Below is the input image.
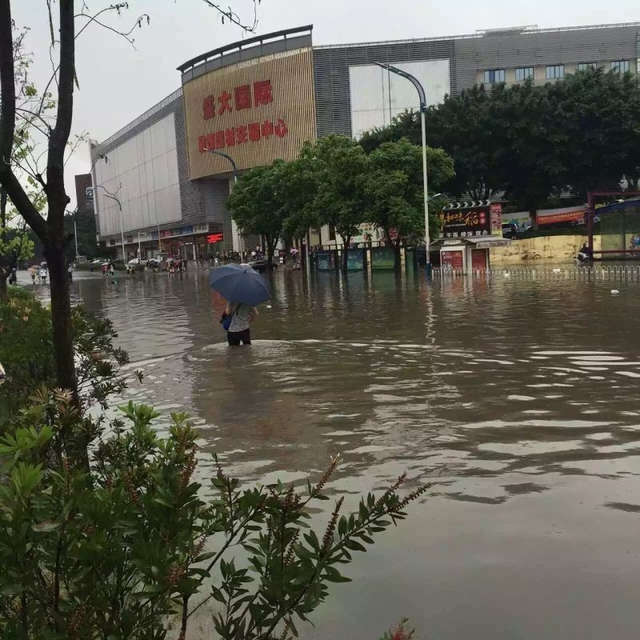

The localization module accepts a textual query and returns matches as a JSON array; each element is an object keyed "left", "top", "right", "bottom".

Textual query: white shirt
[{"left": 228, "top": 303, "right": 252, "bottom": 332}]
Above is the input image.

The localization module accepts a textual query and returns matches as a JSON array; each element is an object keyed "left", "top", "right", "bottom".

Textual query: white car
[{"left": 127, "top": 258, "right": 146, "bottom": 267}]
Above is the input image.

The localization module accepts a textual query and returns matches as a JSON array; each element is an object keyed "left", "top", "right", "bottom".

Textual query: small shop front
[
  {"left": 113, "top": 223, "right": 223, "bottom": 261},
  {"left": 436, "top": 201, "right": 510, "bottom": 272}
]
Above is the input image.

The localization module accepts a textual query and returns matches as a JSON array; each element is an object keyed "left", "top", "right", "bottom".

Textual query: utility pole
[
  {"left": 208, "top": 149, "right": 240, "bottom": 254},
  {"left": 375, "top": 62, "right": 432, "bottom": 278},
  {"left": 73, "top": 208, "right": 79, "bottom": 260},
  {"left": 90, "top": 185, "right": 125, "bottom": 263}
]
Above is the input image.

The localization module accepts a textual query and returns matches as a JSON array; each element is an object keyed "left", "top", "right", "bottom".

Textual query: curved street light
[
  {"left": 89, "top": 184, "right": 125, "bottom": 263},
  {"left": 207, "top": 148, "right": 241, "bottom": 254},
  {"left": 374, "top": 62, "right": 432, "bottom": 278}
]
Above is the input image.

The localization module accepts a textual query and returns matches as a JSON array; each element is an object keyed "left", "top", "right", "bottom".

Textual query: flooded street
[{"left": 31, "top": 267, "right": 640, "bottom": 638}]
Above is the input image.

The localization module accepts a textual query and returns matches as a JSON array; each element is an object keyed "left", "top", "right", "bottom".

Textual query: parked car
[
  {"left": 127, "top": 257, "right": 147, "bottom": 267},
  {"left": 501, "top": 222, "right": 519, "bottom": 238}
]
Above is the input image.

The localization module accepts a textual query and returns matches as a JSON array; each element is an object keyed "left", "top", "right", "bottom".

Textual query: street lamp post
[
  {"left": 375, "top": 62, "right": 432, "bottom": 278},
  {"left": 90, "top": 152, "right": 108, "bottom": 245},
  {"left": 91, "top": 185, "right": 125, "bottom": 263},
  {"left": 72, "top": 208, "right": 79, "bottom": 261},
  {"left": 207, "top": 149, "right": 241, "bottom": 255}
]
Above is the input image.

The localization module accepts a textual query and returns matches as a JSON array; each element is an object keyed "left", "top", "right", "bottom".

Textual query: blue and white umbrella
[{"left": 208, "top": 264, "right": 271, "bottom": 306}]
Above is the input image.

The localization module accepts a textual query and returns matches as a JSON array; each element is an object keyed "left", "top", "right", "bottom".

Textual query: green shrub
[
  {"left": 0, "top": 289, "right": 128, "bottom": 426},
  {"left": 0, "top": 392, "right": 426, "bottom": 640}
]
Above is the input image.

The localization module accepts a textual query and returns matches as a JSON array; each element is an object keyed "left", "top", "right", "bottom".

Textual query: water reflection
[{"left": 29, "top": 267, "right": 640, "bottom": 639}]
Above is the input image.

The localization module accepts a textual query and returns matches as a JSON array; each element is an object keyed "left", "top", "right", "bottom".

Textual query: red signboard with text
[
  {"left": 183, "top": 49, "right": 317, "bottom": 180},
  {"left": 441, "top": 250, "right": 464, "bottom": 270},
  {"left": 207, "top": 233, "right": 224, "bottom": 244}
]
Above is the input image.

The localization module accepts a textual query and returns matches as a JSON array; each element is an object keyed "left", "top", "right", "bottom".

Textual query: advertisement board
[
  {"left": 183, "top": 49, "right": 317, "bottom": 180},
  {"left": 371, "top": 247, "right": 395, "bottom": 270},
  {"left": 490, "top": 203, "right": 503, "bottom": 236},
  {"left": 440, "top": 205, "right": 490, "bottom": 238},
  {"left": 346, "top": 249, "right": 364, "bottom": 271},
  {"left": 316, "top": 251, "right": 336, "bottom": 271}
]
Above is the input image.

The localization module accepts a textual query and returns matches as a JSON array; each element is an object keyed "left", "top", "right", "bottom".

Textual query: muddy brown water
[{"left": 20, "top": 267, "right": 640, "bottom": 638}]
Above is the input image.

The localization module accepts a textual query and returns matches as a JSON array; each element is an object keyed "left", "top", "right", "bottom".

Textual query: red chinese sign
[
  {"left": 207, "top": 233, "right": 224, "bottom": 244},
  {"left": 198, "top": 79, "right": 288, "bottom": 153},
  {"left": 202, "top": 81, "right": 273, "bottom": 120},
  {"left": 183, "top": 48, "right": 316, "bottom": 180},
  {"left": 489, "top": 203, "right": 503, "bottom": 236},
  {"left": 440, "top": 202, "right": 492, "bottom": 237},
  {"left": 198, "top": 118, "right": 289, "bottom": 153}
]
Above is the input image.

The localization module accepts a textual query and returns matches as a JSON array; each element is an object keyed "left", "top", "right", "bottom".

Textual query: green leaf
[{"left": 344, "top": 539, "right": 366, "bottom": 552}]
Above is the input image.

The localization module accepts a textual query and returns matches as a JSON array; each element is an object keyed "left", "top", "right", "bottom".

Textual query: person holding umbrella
[
  {"left": 224, "top": 301, "right": 257, "bottom": 345},
  {"left": 209, "top": 264, "right": 270, "bottom": 346}
]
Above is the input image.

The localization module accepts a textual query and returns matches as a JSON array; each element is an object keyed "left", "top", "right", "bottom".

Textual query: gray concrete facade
[{"left": 91, "top": 89, "right": 230, "bottom": 252}]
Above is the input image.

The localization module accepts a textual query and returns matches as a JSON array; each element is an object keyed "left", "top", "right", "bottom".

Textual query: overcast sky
[{"left": 11, "top": 0, "right": 640, "bottom": 206}]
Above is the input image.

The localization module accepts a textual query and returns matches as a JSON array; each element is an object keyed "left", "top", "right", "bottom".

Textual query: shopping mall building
[{"left": 90, "top": 21, "right": 640, "bottom": 259}]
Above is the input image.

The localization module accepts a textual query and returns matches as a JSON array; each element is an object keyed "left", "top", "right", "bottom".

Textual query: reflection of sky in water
[{"left": 29, "top": 268, "right": 640, "bottom": 640}]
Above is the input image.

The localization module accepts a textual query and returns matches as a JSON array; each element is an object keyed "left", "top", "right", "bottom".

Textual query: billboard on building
[
  {"left": 440, "top": 201, "right": 493, "bottom": 238},
  {"left": 183, "top": 49, "right": 317, "bottom": 180}
]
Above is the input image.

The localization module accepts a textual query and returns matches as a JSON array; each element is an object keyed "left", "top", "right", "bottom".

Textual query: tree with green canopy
[
  {"left": 228, "top": 160, "right": 290, "bottom": 269},
  {"left": 301, "top": 135, "right": 369, "bottom": 272},
  {"left": 363, "top": 138, "right": 454, "bottom": 269},
  {"left": 549, "top": 67, "right": 640, "bottom": 197},
  {"left": 360, "top": 70, "right": 640, "bottom": 222}
]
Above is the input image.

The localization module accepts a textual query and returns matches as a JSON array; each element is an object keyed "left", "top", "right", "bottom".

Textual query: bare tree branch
[
  {"left": 0, "top": 0, "right": 47, "bottom": 239},
  {"left": 15, "top": 107, "right": 51, "bottom": 136},
  {"left": 37, "top": 3, "right": 150, "bottom": 119},
  {"left": 64, "top": 132, "right": 86, "bottom": 167},
  {"left": 202, "top": 0, "right": 259, "bottom": 32},
  {"left": 46, "top": 0, "right": 75, "bottom": 216}
]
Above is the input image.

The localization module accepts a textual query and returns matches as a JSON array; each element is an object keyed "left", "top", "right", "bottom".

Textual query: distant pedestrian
[
  {"left": 8, "top": 266, "right": 17, "bottom": 285},
  {"left": 67, "top": 263, "right": 73, "bottom": 282},
  {"left": 39, "top": 265, "right": 48, "bottom": 284},
  {"left": 30, "top": 268, "right": 37, "bottom": 285},
  {"left": 223, "top": 301, "right": 257, "bottom": 346}
]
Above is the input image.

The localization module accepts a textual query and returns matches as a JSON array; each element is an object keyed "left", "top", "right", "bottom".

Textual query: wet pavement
[{"left": 20, "top": 267, "right": 640, "bottom": 638}]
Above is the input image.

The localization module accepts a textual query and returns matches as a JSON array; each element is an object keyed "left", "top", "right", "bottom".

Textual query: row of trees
[
  {"left": 228, "top": 135, "right": 454, "bottom": 271},
  {"left": 361, "top": 68, "right": 640, "bottom": 222}
]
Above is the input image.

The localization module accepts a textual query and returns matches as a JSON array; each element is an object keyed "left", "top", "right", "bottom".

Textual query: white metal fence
[{"left": 432, "top": 265, "right": 640, "bottom": 281}]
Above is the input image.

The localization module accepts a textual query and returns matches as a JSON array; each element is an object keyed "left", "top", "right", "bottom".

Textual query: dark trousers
[{"left": 227, "top": 329, "right": 251, "bottom": 346}]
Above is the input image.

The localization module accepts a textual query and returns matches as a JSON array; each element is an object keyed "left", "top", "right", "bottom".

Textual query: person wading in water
[{"left": 224, "top": 301, "right": 257, "bottom": 346}]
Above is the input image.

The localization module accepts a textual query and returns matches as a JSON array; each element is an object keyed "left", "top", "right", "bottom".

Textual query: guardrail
[{"left": 432, "top": 265, "right": 640, "bottom": 281}]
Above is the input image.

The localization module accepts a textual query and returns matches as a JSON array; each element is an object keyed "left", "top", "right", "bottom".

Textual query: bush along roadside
[
  {"left": 0, "top": 391, "right": 428, "bottom": 640},
  {"left": 0, "top": 287, "right": 129, "bottom": 427}
]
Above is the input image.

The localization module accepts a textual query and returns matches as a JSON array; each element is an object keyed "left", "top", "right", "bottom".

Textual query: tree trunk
[
  {"left": 0, "top": 270, "right": 7, "bottom": 303},
  {"left": 340, "top": 235, "right": 351, "bottom": 273},
  {"left": 265, "top": 236, "right": 274, "bottom": 271},
  {"left": 47, "top": 244, "right": 75, "bottom": 395},
  {"left": 393, "top": 241, "right": 402, "bottom": 272}
]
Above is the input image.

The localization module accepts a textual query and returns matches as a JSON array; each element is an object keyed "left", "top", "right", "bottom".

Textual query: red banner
[{"left": 538, "top": 209, "right": 585, "bottom": 225}]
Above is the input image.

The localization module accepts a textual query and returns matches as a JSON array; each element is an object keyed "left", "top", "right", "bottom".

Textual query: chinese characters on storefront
[
  {"left": 183, "top": 49, "right": 317, "bottom": 180},
  {"left": 440, "top": 202, "right": 503, "bottom": 238},
  {"left": 197, "top": 80, "right": 289, "bottom": 152}
]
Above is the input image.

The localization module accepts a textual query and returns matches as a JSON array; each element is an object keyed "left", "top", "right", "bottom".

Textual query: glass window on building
[
  {"left": 483, "top": 69, "right": 505, "bottom": 84},
  {"left": 545, "top": 64, "right": 565, "bottom": 80},
  {"left": 610, "top": 60, "right": 631, "bottom": 73},
  {"left": 577, "top": 62, "right": 597, "bottom": 72},
  {"left": 515, "top": 67, "right": 534, "bottom": 81}
]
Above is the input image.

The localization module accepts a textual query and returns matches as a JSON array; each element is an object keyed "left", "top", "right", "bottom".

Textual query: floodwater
[{"left": 22, "top": 266, "right": 640, "bottom": 638}]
